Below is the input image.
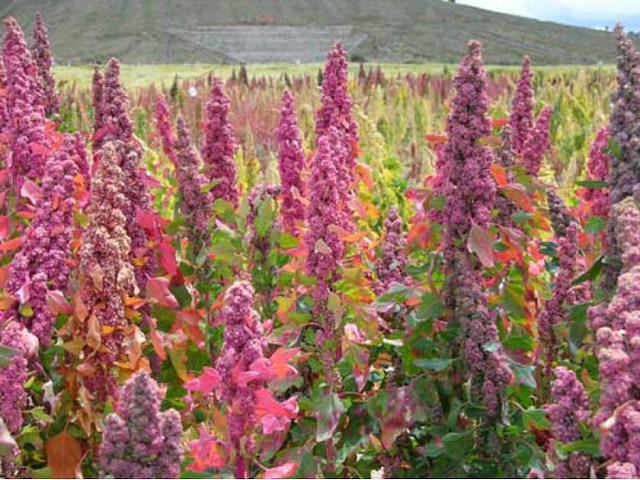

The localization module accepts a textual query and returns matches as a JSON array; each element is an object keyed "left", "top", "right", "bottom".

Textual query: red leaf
[
  {"left": 491, "top": 118, "right": 509, "bottom": 128},
  {"left": 187, "top": 428, "right": 226, "bottom": 472},
  {"left": 20, "top": 179, "right": 42, "bottom": 204},
  {"left": 0, "top": 237, "right": 23, "bottom": 253},
  {"left": 264, "top": 462, "right": 299, "bottom": 479},
  {"left": 46, "top": 290, "right": 72, "bottom": 315},
  {"left": 255, "top": 389, "right": 297, "bottom": 419},
  {"left": 0, "top": 169, "right": 9, "bottom": 186},
  {"left": 184, "top": 367, "right": 221, "bottom": 395},
  {"left": 425, "top": 134, "right": 448, "bottom": 144},
  {"left": 468, "top": 224, "right": 494, "bottom": 268},
  {"left": 0, "top": 216, "right": 9, "bottom": 241},
  {"left": 159, "top": 239, "right": 178, "bottom": 276},
  {"left": 29, "top": 142, "right": 51, "bottom": 157},
  {"left": 146, "top": 277, "right": 179, "bottom": 308}
]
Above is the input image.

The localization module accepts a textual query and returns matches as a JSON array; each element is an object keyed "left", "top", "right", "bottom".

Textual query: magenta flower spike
[
  {"left": 277, "top": 90, "right": 306, "bottom": 234},
  {"left": 508, "top": 56, "right": 534, "bottom": 154},
  {"left": 174, "top": 115, "right": 213, "bottom": 246},
  {"left": 2, "top": 17, "right": 48, "bottom": 192},
  {"left": 31, "top": 12, "right": 59, "bottom": 117},
  {"left": 546, "top": 366, "right": 592, "bottom": 478},
  {"left": 521, "top": 106, "right": 553, "bottom": 177},
  {"left": 201, "top": 77, "right": 238, "bottom": 207},
  {"left": 155, "top": 93, "right": 176, "bottom": 164},
  {"left": 373, "top": 207, "right": 410, "bottom": 294},
  {"left": 305, "top": 127, "right": 346, "bottom": 309},
  {"left": 78, "top": 141, "right": 137, "bottom": 401},
  {"left": 584, "top": 127, "right": 610, "bottom": 217},
  {"left": 4, "top": 134, "right": 81, "bottom": 345},
  {"left": 100, "top": 371, "right": 183, "bottom": 479}
]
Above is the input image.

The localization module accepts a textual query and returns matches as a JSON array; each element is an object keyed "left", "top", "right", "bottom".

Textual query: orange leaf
[
  {"left": 501, "top": 183, "right": 533, "bottom": 212},
  {"left": 356, "top": 163, "right": 374, "bottom": 190},
  {"left": 490, "top": 163, "right": 508, "bottom": 188},
  {"left": 344, "top": 231, "right": 368, "bottom": 243},
  {"left": 146, "top": 277, "right": 179, "bottom": 309},
  {"left": 0, "top": 236, "right": 22, "bottom": 252},
  {"left": 45, "top": 431, "right": 82, "bottom": 479},
  {"left": 491, "top": 118, "right": 509, "bottom": 128}
]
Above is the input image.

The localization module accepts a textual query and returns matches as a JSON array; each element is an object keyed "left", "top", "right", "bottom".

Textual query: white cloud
[{"left": 456, "top": 0, "right": 640, "bottom": 28}]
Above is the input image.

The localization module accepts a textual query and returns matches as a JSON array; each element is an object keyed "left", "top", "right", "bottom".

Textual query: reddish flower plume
[
  {"left": 431, "top": 40, "right": 495, "bottom": 260},
  {"left": 174, "top": 115, "right": 213, "bottom": 249},
  {"left": 584, "top": 127, "right": 610, "bottom": 218},
  {"left": 155, "top": 94, "right": 176, "bottom": 164},
  {"left": 31, "top": 12, "right": 59, "bottom": 117},
  {"left": 521, "top": 106, "right": 553, "bottom": 177},
  {"left": 316, "top": 41, "right": 358, "bottom": 202},
  {"left": 509, "top": 56, "right": 534, "bottom": 154},
  {"left": 78, "top": 141, "right": 137, "bottom": 401},
  {"left": 201, "top": 77, "right": 238, "bottom": 206},
  {"left": 305, "top": 127, "right": 346, "bottom": 309},
  {"left": 4, "top": 134, "right": 82, "bottom": 345},
  {"left": 2, "top": 16, "right": 48, "bottom": 192},
  {"left": 277, "top": 90, "right": 306, "bottom": 234},
  {"left": 374, "top": 207, "right": 410, "bottom": 294},
  {"left": 100, "top": 371, "right": 183, "bottom": 479}
]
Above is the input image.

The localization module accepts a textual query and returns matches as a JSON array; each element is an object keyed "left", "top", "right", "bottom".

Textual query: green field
[{"left": 55, "top": 63, "right": 615, "bottom": 89}]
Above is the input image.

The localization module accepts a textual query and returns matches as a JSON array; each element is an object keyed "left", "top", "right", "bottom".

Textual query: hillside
[{"left": 0, "top": 0, "right": 617, "bottom": 64}]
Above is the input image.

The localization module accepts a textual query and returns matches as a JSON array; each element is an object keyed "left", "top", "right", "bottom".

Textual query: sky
[{"left": 456, "top": 0, "right": 640, "bottom": 31}]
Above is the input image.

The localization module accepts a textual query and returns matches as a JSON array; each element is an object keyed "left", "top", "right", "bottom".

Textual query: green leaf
[
  {"left": 523, "top": 408, "right": 551, "bottom": 430},
  {"left": 254, "top": 198, "right": 276, "bottom": 238},
  {"left": 416, "top": 293, "right": 445, "bottom": 322},
  {"left": 569, "top": 303, "right": 590, "bottom": 351},
  {"left": 584, "top": 216, "right": 606, "bottom": 234},
  {"left": 29, "top": 406, "right": 54, "bottom": 423},
  {"left": 414, "top": 358, "right": 455, "bottom": 371},
  {"left": 442, "top": 431, "right": 474, "bottom": 460},
  {"left": 314, "top": 392, "right": 346, "bottom": 442},
  {"left": 605, "top": 137, "right": 622, "bottom": 161},
  {"left": 507, "top": 359, "right": 536, "bottom": 388},
  {"left": 0, "top": 345, "right": 19, "bottom": 367},
  {"left": 556, "top": 438, "right": 600, "bottom": 459},
  {"left": 573, "top": 255, "right": 604, "bottom": 285},
  {"left": 575, "top": 180, "right": 608, "bottom": 189}
]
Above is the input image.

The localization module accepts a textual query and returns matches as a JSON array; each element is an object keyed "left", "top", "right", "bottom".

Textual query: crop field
[{"left": 2, "top": 9, "right": 640, "bottom": 480}]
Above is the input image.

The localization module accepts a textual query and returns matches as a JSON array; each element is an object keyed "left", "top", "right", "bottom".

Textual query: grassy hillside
[{"left": 1, "top": 0, "right": 617, "bottom": 64}]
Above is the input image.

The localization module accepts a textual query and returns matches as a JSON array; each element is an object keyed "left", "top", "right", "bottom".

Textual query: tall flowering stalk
[
  {"left": 31, "top": 12, "right": 59, "bottom": 117},
  {"left": 315, "top": 42, "right": 358, "bottom": 202},
  {"left": 0, "top": 322, "right": 37, "bottom": 435},
  {"left": 91, "top": 67, "right": 104, "bottom": 143},
  {"left": 3, "top": 17, "right": 47, "bottom": 192},
  {"left": 589, "top": 196, "right": 640, "bottom": 473},
  {"left": 77, "top": 141, "right": 137, "bottom": 401},
  {"left": 99, "top": 58, "right": 155, "bottom": 289},
  {"left": 603, "top": 25, "right": 640, "bottom": 291},
  {"left": 155, "top": 94, "right": 176, "bottom": 164},
  {"left": 584, "top": 127, "right": 610, "bottom": 218},
  {"left": 100, "top": 371, "right": 183, "bottom": 479},
  {"left": 546, "top": 367, "right": 592, "bottom": 478},
  {"left": 522, "top": 106, "right": 553, "bottom": 177},
  {"left": 201, "top": 77, "right": 238, "bottom": 207},
  {"left": 431, "top": 41, "right": 511, "bottom": 420},
  {"left": 0, "top": 59, "right": 8, "bottom": 138},
  {"left": 4, "top": 134, "right": 81, "bottom": 345},
  {"left": 277, "top": 90, "right": 305, "bottom": 234},
  {"left": 174, "top": 115, "right": 212, "bottom": 252},
  {"left": 305, "top": 127, "right": 346, "bottom": 310},
  {"left": 373, "top": 207, "right": 410, "bottom": 294},
  {"left": 509, "top": 56, "right": 534, "bottom": 154},
  {"left": 538, "top": 220, "right": 579, "bottom": 380},
  {"left": 185, "top": 281, "right": 298, "bottom": 478}
]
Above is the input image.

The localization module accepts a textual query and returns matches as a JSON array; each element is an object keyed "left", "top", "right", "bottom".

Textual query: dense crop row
[{"left": 0, "top": 10, "right": 637, "bottom": 480}]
